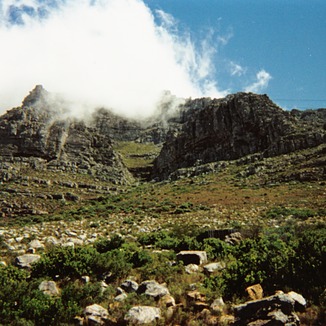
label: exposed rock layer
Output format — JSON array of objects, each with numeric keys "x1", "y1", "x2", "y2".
[{"x1": 152, "y1": 93, "x2": 325, "y2": 179}]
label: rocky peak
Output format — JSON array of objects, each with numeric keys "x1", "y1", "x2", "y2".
[
  {"x1": 22, "y1": 85, "x2": 49, "y2": 108},
  {"x1": 0, "y1": 86, "x2": 132, "y2": 184}
]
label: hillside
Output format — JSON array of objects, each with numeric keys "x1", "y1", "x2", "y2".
[{"x1": 0, "y1": 87, "x2": 325, "y2": 325}]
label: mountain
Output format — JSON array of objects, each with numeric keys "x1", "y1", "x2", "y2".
[
  {"x1": 0, "y1": 87, "x2": 325, "y2": 325},
  {"x1": 0, "y1": 85, "x2": 132, "y2": 185},
  {"x1": 152, "y1": 92, "x2": 325, "y2": 180}
]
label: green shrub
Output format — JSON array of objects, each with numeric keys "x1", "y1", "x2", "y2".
[
  {"x1": 131, "y1": 250, "x2": 153, "y2": 268},
  {"x1": 32, "y1": 246, "x2": 98, "y2": 279},
  {"x1": 94, "y1": 234, "x2": 124, "y2": 253},
  {"x1": 265, "y1": 206, "x2": 316, "y2": 220}
]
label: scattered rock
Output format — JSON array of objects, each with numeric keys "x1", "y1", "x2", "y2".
[
  {"x1": 124, "y1": 306, "x2": 161, "y2": 324},
  {"x1": 287, "y1": 291, "x2": 307, "y2": 312},
  {"x1": 246, "y1": 284, "x2": 264, "y2": 300},
  {"x1": 137, "y1": 280, "x2": 170, "y2": 299},
  {"x1": 210, "y1": 297, "x2": 225, "y2": 314},
  {"x1": 114, "y1": 292, "x2": 128, "y2": 302},
  {"x1": 185, "y1": 263, "x2": 200, "y2": 274},
  {"x1": 225, "y1": 232, "x2": 242, "y2": 245},
  {"x1": 233, "y1": 292, "x2": 304, "y2": 325},
  {"x1": 28, "y1": 239, "x2": 44, "y2": 250},
  {"x1": 84, "y1": 304, "x2": 109, "y2": 325},
  {"x1": 203, "y1": 261, "x2": 226, "y2": 274},
  {"x1": 81, "y1": 276, "x2": 90, "y2": 283},
  {"x1": 15, "y1": 254, "x2": 41, "y2": 269},
  {"x1": 121, "y1": 279, "x2": 139, "y2": 293},
  {"x1": 159, "y1": 294, "x2": 176, "y2": 308},
  {"x1": 39, "y1": 280, "x2": 60, "y2": 296},
  {"x1": 177, "y1": 250, "x2": 208, "y2": 265}
]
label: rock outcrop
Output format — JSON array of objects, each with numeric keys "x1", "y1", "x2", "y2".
[
  {"x1": 152, "y1": 93, "x2": 326, "y2": 180},
  {"x1": 232, "y1": 291, "x2": 306, "y2": 325},
  {"x1": 0, "y1": 85, "x2": 132, "y2": 184}
]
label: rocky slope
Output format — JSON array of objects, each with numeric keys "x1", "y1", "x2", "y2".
[
  {"x1": 0, "y1": 85, "x2": 132, "y2": 184},
  {"x1": 152, "y1": 93, "x2": 326, "y2": 180}
]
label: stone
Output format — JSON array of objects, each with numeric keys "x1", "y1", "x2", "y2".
[
  {"x1": 203, "y1": 262, "x2": 226, "y2": 274},
  {"x1": 186, "y1": 290, "x2": 206, "y2": 303},
  {"x1": 137, "y1": 280, "x2": 170, "y2": 299},
  {"x1": 15, "y1": 254, "x2": 41, "y2": 269},
  {"x1": 81, "y1": 276, "x2": 90, "y2": 283},
  {"x1": 39, "y1": 280, "x2": 60, "y2": 296},
  {"x1": 185, "y1": 263, "x2": 200, "y2": 274},
  {"x1": 159, "y1": 294, "x2": 176, "y2": 308},
  {"x1": 210, "y1": 297, "x2": 225, "y2": 313},
  {"x1": 246, "y1": 284, "x2": 264, "y2": 300},
  {"x1": 28, "y1": 239, "x2": 44, "y2": 250},
  {"x1": 114, "y1": 292, "x2": 128, "y2": 302},
  {"x1": 124, "y1": 306, "x2": 161, "y2": 324},
  {"x1": 176, "y1": 250, "x2": 208, "y2": 265},
  {"x1": 84, "y1": 304, "x2": 109, "y2": 325},
  {"x1": 287, "y1": 291, "x2": 307, "y2": 311},
  {"x1": 120, "y1": 279, "x2": 139, "y2": 293},
  {"x1": 233, "y1": 292, "x2": 302, "y2": 325},
  {"x1": 225, "y1": 232, "x2": 242, "y2": 245},
  {"x1": 45, "y1": 236, "x2": 60, "y2": 246}
]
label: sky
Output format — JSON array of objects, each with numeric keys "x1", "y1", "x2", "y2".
[{"x1": 0, "y1": 0, "x2": 325, "y2": 118}]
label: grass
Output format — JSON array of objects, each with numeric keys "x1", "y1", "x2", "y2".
[{"x1": 113, "y1": 141, "x2": 161, "y2": 169}]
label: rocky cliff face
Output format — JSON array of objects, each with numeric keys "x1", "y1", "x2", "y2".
[
  {"x1": 152, "y1": 93, "x2": 326, "y2": 180},
  {"x1": 0, "y1": 86, "x2": 132, "y2": 184}
]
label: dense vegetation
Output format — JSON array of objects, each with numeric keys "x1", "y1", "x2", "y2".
[{"x1": 1, "y1": 221, "x2": 325, "y2": 325}]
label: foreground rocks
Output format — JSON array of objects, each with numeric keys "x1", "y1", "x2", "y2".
[
  {"x1": 124, "y1": 306, "x2": 161, "y2": 324},
  {"x1": 233, "y1": 291, "x2": 306, "y2": 325}
]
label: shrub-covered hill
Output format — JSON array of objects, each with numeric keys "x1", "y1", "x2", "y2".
[{"x1": 0, "y1": 88, "x2": 325, "y2": 324}]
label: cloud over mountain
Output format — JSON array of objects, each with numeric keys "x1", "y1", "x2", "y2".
[{"x1": 0, "y1": 0, "x2": 228, "y2": 118}]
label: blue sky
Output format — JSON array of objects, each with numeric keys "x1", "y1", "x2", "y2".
[
  {"x1": 144, "y1": 0, "x2": 326, "y2": 110},
  {"x1": 0, "y1": 0, "x2": 325, "y2": 117}
]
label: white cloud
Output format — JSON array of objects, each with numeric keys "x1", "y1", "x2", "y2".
[
  {"x1": 244, "y1": 70, "x2": 272, "y2": 93},
  {"x1": 0, "y1": 0, "x2": 227, "y2": 119},
  {"x1": 229, "y1": 61, "x2": 246, "y2": 77}
]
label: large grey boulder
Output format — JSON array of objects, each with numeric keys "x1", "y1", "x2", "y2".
[
  {"x1": 137, "y1": 280, "x2": 170, "y2": 299},
  {"x1": 233, "y1": 292, "x2": 304, "y2": 325},
  {"x1": 15, "y1": 254, "x2": 41, "y2": 269},
  {"x1": 124, "y1": 306, "x2": 161, "y2": 324},
  {"x1": 83, "y1": 304, "x2": 108, "y2": 325},
  {"x1": 176, "y1": 251, "x2": 208, "y2": 265}
]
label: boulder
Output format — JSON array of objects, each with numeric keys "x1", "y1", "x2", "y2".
[
  {"x1": 185, "y1": 263, "x2": 200, "y2": 274},
  {"x1": 120, "y1": 279, "x2": 139, "y2": 293},
  {"x1": 137, "y1": 280, "x2": 170, "y2": 299},
  {"x1": 287, "y1": 291, "x2": 307, "y2": 312},
  {"x1": 39, "y1": 281, "x2": 60, "y2": 296},
  {"x1": 15, "y1": 254, "x2": 41, "y2": 269},
  {"x1": 124, "y1": 306, "x2": 161, "y2": 324},
  {"x1": 210, "y1": 297, "x2": 225, "y2": 313},
  {"x1": 114, "y1": 292, "x2": 128, "y2": 302},
  {"x1": 159, "y1": 294, "x2": 176, "y2": 308},
  {"x1": 28, "y1": 239, "x2": 44, "y2": 250},
  {"x1": 246, "y1": 284, "x2": 264, "y2": 300},
  {"x1": 203, "y1": 262, "x2": 225, "y2": 274},
  {"x1": 176, "y1": 251, "x2": 208, "y2": 265},
  {"x1": 84, "y1": 304, "x2": 109, "y2": 325},
  {"x1": 233, "y1": 292, "x2": 303, "y2": 325}
]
